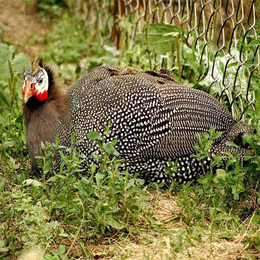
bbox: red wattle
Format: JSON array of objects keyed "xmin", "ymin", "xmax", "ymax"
[{"xmin": 36, "ymin": 90, "xmax": 48, "ymax": 102}]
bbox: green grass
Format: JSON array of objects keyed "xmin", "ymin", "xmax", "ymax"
[{"xmin": 1, "ymin": 2, "xmax": 260, "ymax": 259}]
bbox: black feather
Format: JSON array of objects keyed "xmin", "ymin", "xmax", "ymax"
[
  {"xmin": 37, "ymin": 57, "xmax": 55, "ymax": 92},
  {"xmin": 44, "ymin": 65, "xmax": 55, "ymax": 90}
]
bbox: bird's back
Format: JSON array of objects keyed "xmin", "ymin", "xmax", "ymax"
[{"xmin": 60, "ymin": 66, "xmax": 239, "ymax": 184}]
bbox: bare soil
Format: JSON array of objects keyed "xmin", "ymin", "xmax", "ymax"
[{"xmin": 0, "ymin": 0, "xmax": 50, "ymax": 58}]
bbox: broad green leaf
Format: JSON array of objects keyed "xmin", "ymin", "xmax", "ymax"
[
  {"xmin": 87, "ymin": 131, "xmax": 101, "ymax": 140},
  {"xmin": 248, "ymin": 39, "xmax": 260, "ymax": 46},
  {"xmin": 95, "ymin": 172, "xmax": 104, "ymax": 185},
  {"xmin": 147, "ymin": 23, "xmax": 180, "ymax": 54},
  {"xmin": 111, "ymin": 139, "xmax": 117, "ymax": 146},
  {"xmin": 214, "ymin": 169, "xmax": 227, "ymax": 182},
  {"xmin": 12, "ymin": 53, "xmax": 31, "ymax": 75},
  {"xmin": 104, "ymin": 142, "xmax": 115, "ymax": 154},
  {"xmin": 58, "ymin": 245, "xmax": 66, "ymax": 254},
  {"xmin": 234, "ymin": 193, "xmax": 239, "ymax": 200},
  {"xmin": 23, "ymin": 179, "xmax": 43, "ymax": 187},
  {"xmin": 244, "ymin": 60, "xmax": 254, "ymax": 68},
  {"xmin": 0, "ymin": 248, "xmax": 9, "ymax": 252},
  {"xmin": 215, "ymin": 213, "xmax": 232, "ymax": 221},
  {"xmin": 104, "ymin": 142, "xmax": 119, "ymax": 156},
  {"xmin": 53, "ymin": 201, "xmax": 67, "ymax": 209},
  {"xmin": 0, "ymin": 43, "xmax": 14, "ymax": 79},
  {"xmin": 209, "ymin": 207, "xmax": 217, "ymax": 218},
  {"xmin": 126, "ymin": 187, "xmax": 135, "ymax": 198},
  {"xmin": 148, "ymin": 23, "xmax": 180, "ymax": 35},
  {"xmin": 2, "ymin": 138, "xmax": 16, "ymax": 148},
  {"xmin": 0, "ymin": 91, "xmax": 10, "ymax": 107},
  {"xmin": 91, "ymin": 152, "xmax": 100, "ymax": 161},
  {"xmin": 242, "ymin": 133, "xmax": 253, "ymax": 147},
  {"xmin": 135, "ymin": 23, "xmax": 181, "ymax": 54},
  {"xmin": 106, "ymin": 215, "xmax": 123, "ymax": 230},
  {"xmin": 225, "ymin": 141, "xmax": 239, "ymax": 148},
  {"xmin": 90, "ymin": 164, "xmax": 96, "ymax": 174},
  {"xmin": 227, "ymin": 62, "xmax": 237, "ymax": 68}
]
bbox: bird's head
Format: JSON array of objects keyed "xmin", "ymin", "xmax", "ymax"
[{"xmin": 22, "ymin": 57, "xmax": 51, "ymax": 104}]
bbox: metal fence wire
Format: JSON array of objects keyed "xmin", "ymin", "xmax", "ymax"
[{"xmin": 81, "ymin": 0, "xmax": 259, "ymax": 120}]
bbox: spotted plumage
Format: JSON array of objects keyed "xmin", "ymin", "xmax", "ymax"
[{"xmin": 22, "ymin": 59, "xmax": 252, "ymax": 185}]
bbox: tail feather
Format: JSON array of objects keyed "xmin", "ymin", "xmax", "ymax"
[{"xmin": 212, "ymin": 122, "xmax": 253, "ymax": 157}]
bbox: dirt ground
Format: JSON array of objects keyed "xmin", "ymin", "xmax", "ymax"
[{"xmin": 0, "ymin": 0, "xmax": 50, "ymax": 58}]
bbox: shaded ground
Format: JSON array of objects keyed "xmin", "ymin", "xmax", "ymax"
[{"xmin": 0, "ymin": 0, "xmax": 50, "ymax": 58}]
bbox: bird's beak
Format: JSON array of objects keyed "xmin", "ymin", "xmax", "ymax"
[{"xmin": 22, "ymin": 81, "xmax": 36, "ymax": 103}]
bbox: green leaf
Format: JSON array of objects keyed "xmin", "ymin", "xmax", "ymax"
[
  {"xmin": 234, "ymin": 193, "xmax": 239, "ymax": 200},
  {"xmin": 0, "ymin": 91, "xmax": 10, "ymax": 107},
  {"xmin": 104, "ymin": 142, "xmax": 115, "ymax": 154},
  {"xmin": 53, "ymin": 201, "xmax": 67, "ymax": 209},
  {"xmin": 146, "ymin": 23, "xmax": 180, "ymax": 54},
  {"xmin": 248, "ymin": 39, "xmax": 260, "ymax": 46},
  {"xmin": 111, "ymin": 139, "xmax": 117, "ymax": 146},
  {"xmin": 106, "ymin": 215, "xmax": 123, "ymax": 230},
  {"xmin": 209, "ymin": 207, "xmax": 217, "ymax": 218},
  {"xmin": 104, "ymin": 142, "xmax": 119, "ymax": 156},
  {"xmin": 55, "ymin": 135, "xmax": 60, "ymax": 145},
  {"xmin": 58, "ymin": 245, "xmax": 66, "ymax": 254},
  {"xmin": 243, "ymin": 133, "xmax": 253, "ymax": 147},
  {"xmin": 23, "ymin": 179, "xmax": 43, "ymax": 187},
  {"xmin": 244, "ymin": 60, "xmax": 254, "ymax": 68},
  {"xmin": 218, "ymin": 60, "xmax": 224, "ymax": 72},
  {"xmin": 91, "ymin": 153, "xmax": 100, "ymax": 161},
  {"xmin": 12, "ymin": 53, "xmax": 31, "ymax": 75},
  {"xmin": 214, "ymin": 169, "xmax": 226, "ymax": 183},
  {"xmin": 104, "ymin": 124, "xmax": 110, "ymax": 137},
  {"xmin": 90, "ymin": 164, "xmax": 96, "ymax": 174},
  {"xmin": 225, "ymin": 141, "xmax": 239, "ymax": 148},
  {"xmin": 87, "ymin": 131, "xmax": 101, "ymax": 140},
  {"xmin": 0, "ymin": 247, "xmax": 9, "ymax": 252},
  {"xmin": 0, "ymin": 43, "xmax": 14, "ymax": 79},
  {"xmin": 215, "ymin": 213, "xmax": 232, "ymax": 221},
  {"xmin": 95, "ymin": 172, "xmax": 105, "ymax": 185}
]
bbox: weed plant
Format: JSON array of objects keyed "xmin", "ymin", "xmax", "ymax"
[{"xmin": 1, "ymin": 125, "xmax": 150, "ymax": 258}]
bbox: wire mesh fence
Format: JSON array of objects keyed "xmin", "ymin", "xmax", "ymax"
[{"xmin": 79, "ymin": 0, "xmax": 259, "ymax": 120}]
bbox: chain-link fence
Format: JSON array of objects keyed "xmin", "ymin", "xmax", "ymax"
[{"xmin": 79, "ymin": 0, "xmax": 259, "ymax": 120}]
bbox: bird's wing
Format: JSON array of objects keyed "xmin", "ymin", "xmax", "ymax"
[
  {"xmin": 68, "ymin": 66, "xmax": 234, "ymax": 159},
  {"xmin": 139, "ymin": 82, "xmax": 234, "ymax": 159}
]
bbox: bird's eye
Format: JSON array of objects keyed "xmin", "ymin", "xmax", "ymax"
[{"xmin": 38, "ymin": 78, "xmax": 43, "ymax": 84}]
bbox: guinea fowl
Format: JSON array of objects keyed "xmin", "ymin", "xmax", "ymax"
[{"xmin": 22, "ymin": 57, "xmax": 252, "ymax": 184}]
